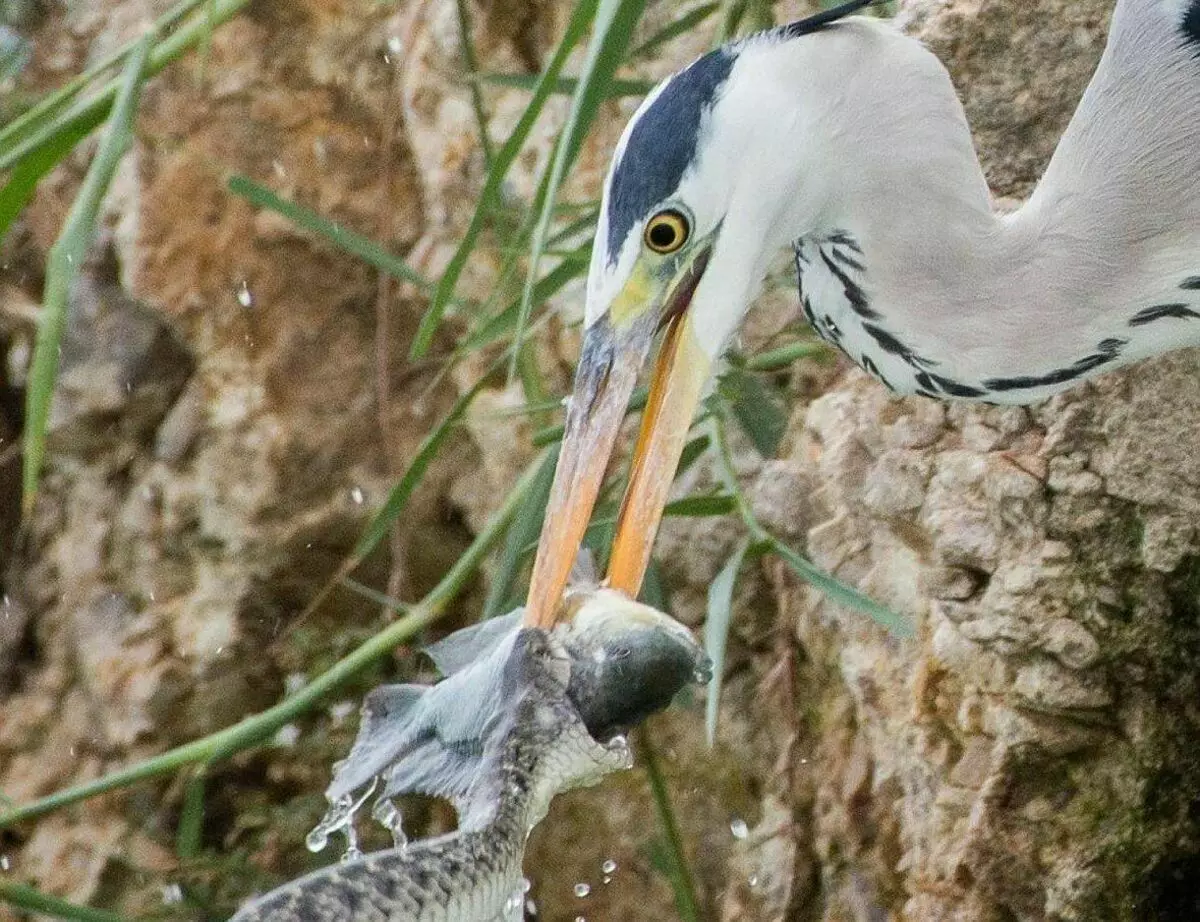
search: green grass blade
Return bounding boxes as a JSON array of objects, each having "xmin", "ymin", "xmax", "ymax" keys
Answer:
[
  {"xmin": 640, "ymin": 731, "xmax": 702, "ymax": 922},
  {"xmin": 511, "ymin": 0, "xmax": 648, "ymax": 377},
  {"xmin": 718, "ymin": 364, "xmax": 788, "ymax": 457},
  {"xmin": 0, "ymin": 0, "xmax": 200, "ymax": 155},
  {"xmin": 705, "ymin": 536, "xmax": 752, "ymax": 744},
  {"xmin": 473, "ymin": 72, "xmax": 655, "ymax": 97},
  {"xmin": 707, "ymin": 407, "xmax": 910, "ymax": 636},
  {"xmin": 630, "ymin": 2, "xmax": 719, "ymax": 58},
  {"xmin": 0, "ymin": 884, "xmax": 129, "ymax": 922},
  {"xmin": 769, "ymin": 536, "xmax": 912, "ymax": 636},
  {"xmin": 743, "ymin": 339, "xmax": 828, "ymax": 372},
  {"xmin": 22, "ymin": 34, "xmax": 153, "ymax": 516},
  {"xmin": 454, "ymin": 241, "xmax": 589, "ymax": 357},
  {"xmin": 175, "ymin": 765, "xmax": 206, "ymax": 859},
  {"xmin": 227, "ymin": 174, "xmax": 442, "ymax": 297},
  {"xmin": 663, "ymin": 494, "xmax": 734, "ymax": 517},
  {"xmin": 453, "ymin": 0, "xmax": 494, "ymax": 167},
  {"xmin": 0, "ymin": 117, "xmax": 93, "ymax": 242},
  {"xmin": 483, "ymin": 445, "xmax": 558, "ymax": 618},
  {"xmin": 351, "ymin": 374, "xmax": 492, "ymax": 562},
  {"xmin": 0, "ymin": 0, "xmax": 252, "ymax": 174},
  {"xmin": 410, "ymin": 0, "xmax": 599, "ymax": 358}
]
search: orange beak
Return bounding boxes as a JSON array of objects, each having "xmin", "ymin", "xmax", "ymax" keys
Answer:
[{"xmin": 524, "ymin": 261, "xmax": 713, "ymax": 627}]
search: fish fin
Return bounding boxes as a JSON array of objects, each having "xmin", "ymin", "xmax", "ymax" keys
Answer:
[{"xmin": 424, "ymin": 612, "xmax": 521, "ymax": 676}]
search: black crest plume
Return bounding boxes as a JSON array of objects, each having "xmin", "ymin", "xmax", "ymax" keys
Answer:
[{"xmin": 780, "ymin": 0, "xmax": 883, "ymax": 39}]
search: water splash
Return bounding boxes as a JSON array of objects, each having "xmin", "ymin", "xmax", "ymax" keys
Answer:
[
  {"xmin": 306, "ymin": 778, "xmax": 377, "ymax": 853},
  {"xmin": 371, "ymin": 796, "xmax": 408, "ymax": 849}
]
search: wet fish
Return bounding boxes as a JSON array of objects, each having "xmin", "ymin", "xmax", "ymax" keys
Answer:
[{"xmin": 229, "ymin": 588, "xmax": 708, "ymax": 922}]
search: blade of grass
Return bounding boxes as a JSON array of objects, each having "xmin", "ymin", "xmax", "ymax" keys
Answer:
[
  {"xmin": 0, "ymin": 0, "xmax": 253, "ymax": 174},
  {"xmin": 351, "ymin": 374, "xmax": 492, "ymax": 563},
  {"xmin": 411, "ymin": 0, "xmax": 599, "ymax": 357},
  {"xmin": 0, "ymin": 0, "xmax": 201, "ymax": 155},
  {"xmin": 0, "ymin": 452, "xmax": 546, "ymax": 829},
  {"xmin": 483, "ymin": 445, "xmax": 558, "ymax": 618},
  {"xmin": 22, "ymin": 34, "xmax": 153, "ymax": 516},
  {"xmin": 664, "ymin": 494, "xmax": 735, "ymax": 517},
  {"xmin": 706, "ymin": 407, "xmax": 911, "ymax": 636},
  {"xmin": 705, "ymin": 536, "xmax": 752, "ymax": 744},
  {"xmin": 630, "ymin": 2, "xmax": 719, "ymax": 58},
  {"xmin": 473, "ymin": 72, "xmax": 655, "ymax": 97},
  {"xmin": 454, "ymin": 241, "xmax": 589, "ymax": 357},
  {"xmin": 718, "ymin": 364, "xmax": 788, "ymax": 457},
  {"xmin": 0, "ymin": 884, "xmax": 129, "ymax": 922},
  {"xmin": 743, "ymin": 339, "xmax": 827, "ymax": 372},
  {"xmin": 227, "ymin": 174, "xmax": 444, "ymax": 298},
  {"xmin": 640, "ymin": 730, "xmax": 702, "ymax": 922},
  {"xmin": 511, "ymin": 0, "xmax": 647, "ymax": 377},
  {"xmin": 175, "ymin": 765, "xmax": 206, "ymax": 859},
  {"xmin": 0, "ymin": 116, "xmax": 94, "ymax": 242},
  {"xmin": 453, "ymin": 0, "xmax": 494, "ymax": 167}
]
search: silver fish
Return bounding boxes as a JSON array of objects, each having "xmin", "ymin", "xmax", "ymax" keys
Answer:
[{"xmin": 229, "ymin": 589, "xmax": 708, "ymax": 922}]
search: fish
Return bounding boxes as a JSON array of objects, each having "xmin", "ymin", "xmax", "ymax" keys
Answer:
[{"xmin": 228, "ymin": 587, "xmax": 709, "ymax": 922}]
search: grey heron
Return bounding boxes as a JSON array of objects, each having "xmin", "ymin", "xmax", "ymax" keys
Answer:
[{"xmin": 524, "ymin": 0, "xmax": 1200, "ymax": 626}]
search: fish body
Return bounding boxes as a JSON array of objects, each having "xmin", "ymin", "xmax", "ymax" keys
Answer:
[{"xmin": 230, "ymin": 591, "xmax": 706, "ymax": 922}]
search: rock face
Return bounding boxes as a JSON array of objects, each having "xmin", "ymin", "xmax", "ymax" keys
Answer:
[{"xmin": 2, "ymin": 1, "xmax": 1198, "ymax": 921}]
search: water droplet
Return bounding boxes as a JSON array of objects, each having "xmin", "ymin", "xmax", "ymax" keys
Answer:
[
  {"xmin": 748, "ymin": 873, "xmax": 759, "ymax": 888},
  {"xmin": 305, "ymin": 827, "xmax": 329, "ymax": 852},
  {"xmin": 574, "ymin": 883, "xmax": 591, "ymax": 898},
  {"xmin": 274, "ymin": 724, "xmax": 300, "ymax": 747},
  {"xmin": 306, "ymin": 781, "xmax": 376, "ymax": 854},
  {"xmin": 601, "ymin": 859, "xmax": 617, "ymax": 875},
  {"xmin": 236, "ymin": 281, "xmax": 253, "ymax": 308},
  {"xmin": 272, "ymin": 160, "xmax": 287, "ymax": 179},
  {"xmin": 521, "ymin": 878, "xmax": 532, "ymax": 893},
  {"xmin": 693, "ymin": 666, "xmax": 711, "ymax": 684},
  {"xmin": 602, "ymin": 876, "xmax": 612, "ymax": 885},
  {"xmin": 371, "ymin": 798, "xmax": 407, "ymax": 849},
  {"xmin": 350, "ymin": 486, "xmax": 365, "ymax": 505},
  {"xmin": 0, "ymin": 856, "xmax": 10, "ymax": 871},
  {"xmin": 160, "ymin": 883, "xmax": 182, "ymax": 904},
  {"xmin": 387, "ymin": 35, "xmax": 403, "ymax": 55},
  {"xmin": 730, "ymin": 817, "xmax": 749, "ymax": 839},
  {"xmin": 574, "ymin": 917, "xmax": 586, "ymax": 922},
  {"xmin": 525, "ymin": 897, "xmax": 538, "ymax": 915}
]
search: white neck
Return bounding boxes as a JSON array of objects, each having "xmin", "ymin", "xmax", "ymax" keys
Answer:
[{"xmin": 698, "ymin": 8, "xmax": 1200, "ymax": 403}]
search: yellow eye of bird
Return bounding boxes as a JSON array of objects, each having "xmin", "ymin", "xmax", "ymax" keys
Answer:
[{"xmin": 644, "ymin": 210, "xmax": 690, "ymax": 254}]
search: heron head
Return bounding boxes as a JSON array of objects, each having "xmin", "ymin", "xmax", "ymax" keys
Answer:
[{"xmin": 526, "ymin": 3, "xmax": 881, "ymax": 625}]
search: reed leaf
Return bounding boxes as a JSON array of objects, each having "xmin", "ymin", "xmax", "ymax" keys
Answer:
[
  {"xmin": 411, "ymin": 0, "xmax": 599, "ymax": 357},
  {"xmin": 22, "ymin": 34, "xmax": 153, "ymax": 515}
]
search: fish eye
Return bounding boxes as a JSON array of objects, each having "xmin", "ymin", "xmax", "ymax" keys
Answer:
[{"xmin": 644, "ymin": 209, "xmax": 690, "ymax": 254}]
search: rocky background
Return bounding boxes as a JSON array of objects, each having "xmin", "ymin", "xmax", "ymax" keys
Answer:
[{"xmin": 3, "ymin": 1, "xmax": 1199, "ymax": 921}]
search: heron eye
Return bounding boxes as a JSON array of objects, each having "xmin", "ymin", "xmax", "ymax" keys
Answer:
[{"xmin": 644, "ymin": 210, "xmax": 690, "ymax": 254}]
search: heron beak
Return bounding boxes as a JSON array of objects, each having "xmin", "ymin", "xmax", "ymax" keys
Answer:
[{"xmin": 525, "ymin": 248, "xmax": 713, "ymax": 628}]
